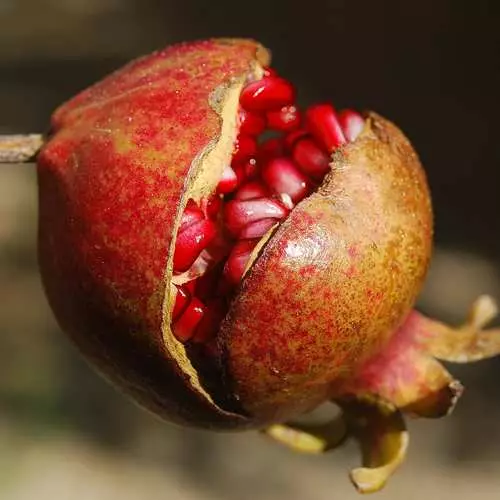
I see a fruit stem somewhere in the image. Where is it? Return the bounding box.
[0,134,44,163]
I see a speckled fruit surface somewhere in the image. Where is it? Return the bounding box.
[37,38,432,429]
[221,114,432,422]
[37,39,269,428]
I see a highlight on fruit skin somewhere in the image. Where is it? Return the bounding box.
[7,38,496,493]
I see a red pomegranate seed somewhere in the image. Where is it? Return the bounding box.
[284,129,309,151]
[239,218,277,239]
[223,239,259,285]
[243,158,259,179]
[262,157,313,203]
[267,105,301,132]
[258,138,285,162]
[217,165,238,194]
[172,285,190,321]
[192,298,226,343]
[233,158,259,183]
[224,197,289,237]
[306,103,346,152]
[293,138,331,180]
[203,231,232,264]
[195,265,223,301]
[240,76,295,112]
[238,108,266,136]
[173,219,217,272]
[179,201,204,231]
[232,163,247,186]
[234,181,270,200]
[233,135,257,163]
[338,109,365,142]
[172,296,206,342]
[185,280,196,294]
[201,195,222,219]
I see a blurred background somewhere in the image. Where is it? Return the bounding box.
[1,0,499,498]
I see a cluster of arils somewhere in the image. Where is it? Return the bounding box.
[170,68,365,345]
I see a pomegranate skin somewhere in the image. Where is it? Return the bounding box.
[221,114,432,422]
[36,38,433,430]
[37,39,269,429]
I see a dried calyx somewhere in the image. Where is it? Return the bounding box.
[170,69,364,347]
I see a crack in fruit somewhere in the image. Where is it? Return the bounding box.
[170,70,364,344]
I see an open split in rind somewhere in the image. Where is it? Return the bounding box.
[160,58,433,427]
[162,56,266,419]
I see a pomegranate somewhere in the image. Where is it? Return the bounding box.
[3,38,497,492]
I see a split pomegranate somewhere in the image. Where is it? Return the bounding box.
[35,39,500,493]
[37,36,433,424]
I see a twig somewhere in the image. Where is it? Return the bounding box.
[0,134,44,163]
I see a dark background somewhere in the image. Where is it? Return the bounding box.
[0,1,499,498]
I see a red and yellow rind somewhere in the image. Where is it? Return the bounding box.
[37,39,268,428]
[221,114,433,422]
